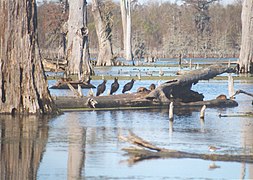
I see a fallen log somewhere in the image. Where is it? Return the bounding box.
[52,64,238,110]
[146,64,235,102]
[120,131,253,165]
[50,81,96,89]
[54,94,238,110]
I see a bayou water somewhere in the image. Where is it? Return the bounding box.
[1,64,253,179]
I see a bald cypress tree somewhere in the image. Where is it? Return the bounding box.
[0,0,58,114]
[239,0,253,73]
[66,0,93,77]
[92,0,114,66]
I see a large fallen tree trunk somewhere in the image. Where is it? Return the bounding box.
[54,94,237,110]
[146,64,235,102]
[119,132,253,165]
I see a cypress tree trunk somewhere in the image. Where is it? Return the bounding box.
[120,0,133,61]
[66,0,93,76]
[92,0,114,66]
[0,0,58,114]
[239,0,253,73]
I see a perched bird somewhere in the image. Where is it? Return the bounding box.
[149,83,156,91]
[96,80,107,96]
[208,146,221,152]
[122,79,135,93]
[110,77,119,95]
[86,98,97,108]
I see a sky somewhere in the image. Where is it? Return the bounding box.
[37,0,237,5]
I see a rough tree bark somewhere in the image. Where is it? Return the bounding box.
[121,0,133,61]
[239,0,253,73]
[66,0,93,77]
[0,0,58,114]
[92,0,114,66]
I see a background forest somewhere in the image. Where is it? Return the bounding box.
[37,0,242,59]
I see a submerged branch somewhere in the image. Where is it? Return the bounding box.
[120,131,253,165]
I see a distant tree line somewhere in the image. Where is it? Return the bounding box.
[37,0,242,59]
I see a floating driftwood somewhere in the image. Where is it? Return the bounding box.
[119,131,253,165]
[219,112,253,117]
[50,81,96,89]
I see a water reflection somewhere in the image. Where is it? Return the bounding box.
[0,115,49,180]
[1,80,250,179]
[66,113,86,180]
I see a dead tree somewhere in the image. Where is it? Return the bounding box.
[0,0,58,114]
[146,64,235,102]
[121,0,133,61]
[92,0,114,66]
[239,0,253,73]
[66,0,93,77]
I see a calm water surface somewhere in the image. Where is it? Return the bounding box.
[0,78,252,179]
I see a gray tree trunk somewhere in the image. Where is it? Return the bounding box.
[66,0,93,77]
[0,0,58,114]
[239,0,253,73]
[121,0,133,61]
[92,0,114,66]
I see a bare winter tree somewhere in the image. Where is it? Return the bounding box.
[66,0,93,77]
[121,0,133,61]
[184,0,218,56]
[92,0,114,66]
[239,0,253,73]
[0,0,58,114]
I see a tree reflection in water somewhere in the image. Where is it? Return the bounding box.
[66,113,86,180]
[0,115,49,180]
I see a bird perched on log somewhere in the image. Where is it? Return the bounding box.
[96,80,107,96]
[122,79,135,93]
[110,77,119,95]
[149,83,156,91]
[86,98,97,108]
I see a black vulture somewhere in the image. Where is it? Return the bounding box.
[110,77,119,95]
[96,80,107,96]
[122,79,135,93]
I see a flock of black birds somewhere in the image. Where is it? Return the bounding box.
[96,77,157,96]
[96,78,136,96]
